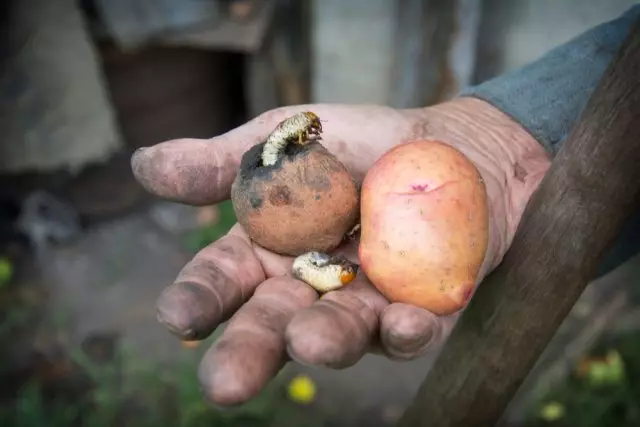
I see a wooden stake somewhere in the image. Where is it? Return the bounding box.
[397,16,640,427]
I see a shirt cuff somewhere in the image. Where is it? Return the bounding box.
[458,5,640,156]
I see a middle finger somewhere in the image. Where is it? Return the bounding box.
[285,277,389,369]
[198,276,318,407]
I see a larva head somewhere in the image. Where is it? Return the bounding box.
[302,111,322,135]
[339,266,358,285]
[333,256,358,285]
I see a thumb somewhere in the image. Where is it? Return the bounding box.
[130,105,323,206]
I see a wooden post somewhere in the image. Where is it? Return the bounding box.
[397,17,640,427]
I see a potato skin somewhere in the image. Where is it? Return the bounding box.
[231,141,359,257]
[358,140,489,316]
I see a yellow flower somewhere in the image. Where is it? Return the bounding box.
[539,401,565,421]
[287,374,316,404]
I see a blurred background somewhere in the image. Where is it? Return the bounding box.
[1,0,639,426]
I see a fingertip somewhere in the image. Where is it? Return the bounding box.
[285,304,345,368]
[285,293,373,369]
[130,105,331,205]
[380,303,437,360]
[130,146,150,189]
[198,277,317,406]
[197,336,266,407]
[156,282,223,341]
[130,138,236,205]
[130,142,169,193]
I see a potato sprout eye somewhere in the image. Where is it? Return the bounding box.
[292,251,359,293]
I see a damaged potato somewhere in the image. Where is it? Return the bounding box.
[230,112,360,258]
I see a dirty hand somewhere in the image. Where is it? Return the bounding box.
[131,97,550,407]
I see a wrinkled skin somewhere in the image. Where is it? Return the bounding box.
[130,97,551,407]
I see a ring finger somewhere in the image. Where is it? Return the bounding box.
[197,276,318,407]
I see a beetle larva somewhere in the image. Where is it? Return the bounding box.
[292,251,359,293]
[261,111,323,167]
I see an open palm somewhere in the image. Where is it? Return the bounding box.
[131,98,549,406]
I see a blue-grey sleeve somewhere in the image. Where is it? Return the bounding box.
[458,4,640,157]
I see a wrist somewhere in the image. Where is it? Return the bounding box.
[413,97,551,277]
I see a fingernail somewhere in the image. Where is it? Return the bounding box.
[156,282,219,340]
[131,146,149,163]
[130,147,150,177]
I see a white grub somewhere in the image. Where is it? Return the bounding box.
[261,112,323,166]
[292,251,359,293]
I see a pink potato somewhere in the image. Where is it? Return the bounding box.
[358,140,489,316]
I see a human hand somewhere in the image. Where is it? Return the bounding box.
[131,97,550,406]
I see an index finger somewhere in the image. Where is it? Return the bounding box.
[130,103,409,206]
[156,225,265,340]
[130,106,328,206]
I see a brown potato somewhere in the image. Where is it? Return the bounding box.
[231,141,359,257]
[358,140,489,316]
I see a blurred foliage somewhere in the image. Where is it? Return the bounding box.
[184,201,237,253]
[524,330,640,427]
[0,274,326,427]
[0,333,327,427]
[0,257,13,288]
